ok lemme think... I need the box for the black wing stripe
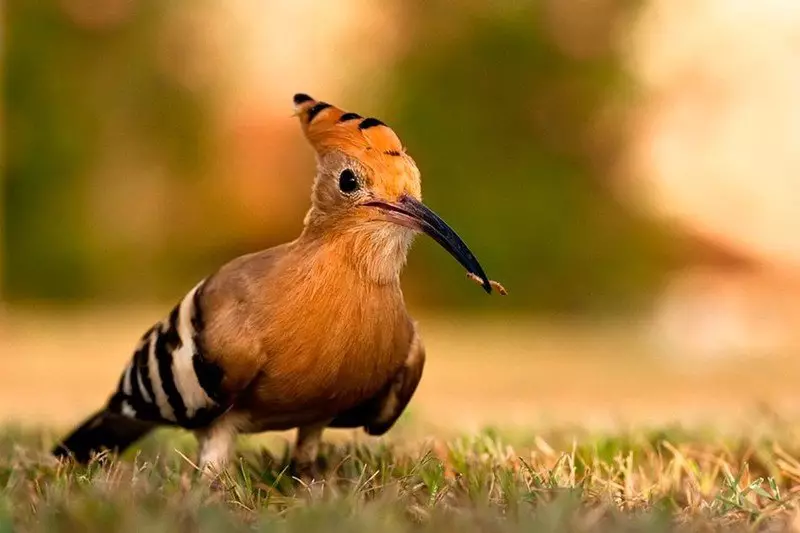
[106,280,227,429]
[134,333,156,405]
[154,305,187,423]
[190,283,225,403]
[126,357,149,420]
[128,336,162,422]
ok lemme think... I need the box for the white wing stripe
[148,322,176,421]
[171,281,214,419]
[122,363,133,396]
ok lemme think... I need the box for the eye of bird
[338,169,359,194]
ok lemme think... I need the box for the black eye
[338,169,359,193]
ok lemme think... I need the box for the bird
[52,93,504,478]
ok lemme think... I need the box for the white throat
[344,224,416,285]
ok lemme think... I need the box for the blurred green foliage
[3,0,677,313]
[383,1,674,313]
[4,1,212,301]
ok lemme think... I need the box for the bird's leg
[291,421,329,482]
[196,414,240,481]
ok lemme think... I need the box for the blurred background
[3,0,800,432]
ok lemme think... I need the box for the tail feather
[52,409,155,463]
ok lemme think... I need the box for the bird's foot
[198,463,230,492]
[289,456,327,486]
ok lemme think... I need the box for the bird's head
[294,93,493,293]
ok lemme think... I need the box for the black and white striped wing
[107,280,228,429]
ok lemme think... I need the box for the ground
[3,309,800,430]
[2,310,800,531]
[4,426,800,532]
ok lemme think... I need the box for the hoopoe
[53,94,504,478]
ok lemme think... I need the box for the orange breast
[238,276,414,429]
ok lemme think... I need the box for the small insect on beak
[364,195,498,294]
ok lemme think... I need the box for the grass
[3,426,800,532]
[4,312,800,530]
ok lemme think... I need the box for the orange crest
[293,93,404,158]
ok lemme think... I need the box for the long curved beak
[364,195,493,293]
